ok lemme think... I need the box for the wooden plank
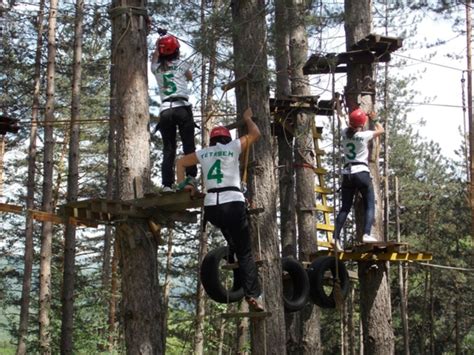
[0,203,23,213]
[147,219,164,245]
[28,210,64,224]
[350,241,409,253]
[351,33,403,53]
[312,250,433,262]
[315,204,334,213]
[314,186,332,194]
[132,190,204,210]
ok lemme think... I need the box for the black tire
[307,256,349,308]
[200,246,244,303]
[282,257,310,312]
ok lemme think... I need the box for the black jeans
[158,106,197,187]
[334,171,375,240]
[204,201,261,298]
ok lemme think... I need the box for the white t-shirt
[151,59,192,113]
[197,139,245,206]
[341,128,374,174]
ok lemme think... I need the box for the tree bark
[274,0,301,351]
[39,1,58,352]
[231,1,286,353]
[275,0,296,259]
[344,2,395,353]
[110,1,162,353]
[16,1,45,354]
[395,177,410,354]
[288,1,322,353]
[108,237,120,352]
[193,1,219,351]
[60,1,84,353]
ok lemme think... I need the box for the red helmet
[158,35,180,56]
[349,108,367,128]
[210,126,231,139]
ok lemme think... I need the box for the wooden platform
[60,190,204,226]
[312,241,432,262]
[0,190,204,228]
[303,33,403,75]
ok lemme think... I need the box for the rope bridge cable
[413,261,474,272]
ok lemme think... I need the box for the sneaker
[245,296,264,312]
[161,186,174,193]
[186,176,198,188]
[362,234,378,243]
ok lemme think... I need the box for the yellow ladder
[311,122,335,249]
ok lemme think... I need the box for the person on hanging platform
[151,30,197,192]
[333,108,384,251]
[175,107,264,312]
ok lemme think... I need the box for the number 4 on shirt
[207,159,224,183]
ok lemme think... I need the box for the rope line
[414,261,474,272]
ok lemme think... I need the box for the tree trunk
[193,1,219,351]
[231,1,286,353]
[110,0,162,353]
[344,1,395,353]
[16,1,45,354]
[275,0,296,259]
[39,1,58,352]
[60,1,84,353]
[395,177,410,354]
[274,1,301,351]
[288,1,321,353]
[104,10,118,349]
[161,228,174,347]
[108,237,120,352]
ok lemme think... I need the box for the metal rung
[316,223,335,231]
[314,186,332,194]
[315,204,334,213]
[315,149,326,155]
[318,241,333,248]
[313,167,327,175]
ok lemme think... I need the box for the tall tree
[274,0,296,258]
[344,1,395,353]
[16,1,45,354]
[231,0,286,353]
[38,0,59,352]
[273,0,302,351]
[60,0,84,353]
[109,0,163,353]
[287,0,322,353]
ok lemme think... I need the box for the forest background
[0,0,472,354]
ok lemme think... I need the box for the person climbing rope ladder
[333,108,384,250]
[151,29,197,192]
[175,107,264,312]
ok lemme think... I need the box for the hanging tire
[307,256,349,309]
[200,246,244,303]
[281,257,310,312]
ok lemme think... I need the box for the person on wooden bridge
[151,30,197,192]
[333,108,385,251]
[176,107,264,312]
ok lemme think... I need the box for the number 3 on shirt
[207,160,224,183]
[345,142,356,160]
[163,73,177,95]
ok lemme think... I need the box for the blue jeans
[334,171,375,240]
[158,106,197,187]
